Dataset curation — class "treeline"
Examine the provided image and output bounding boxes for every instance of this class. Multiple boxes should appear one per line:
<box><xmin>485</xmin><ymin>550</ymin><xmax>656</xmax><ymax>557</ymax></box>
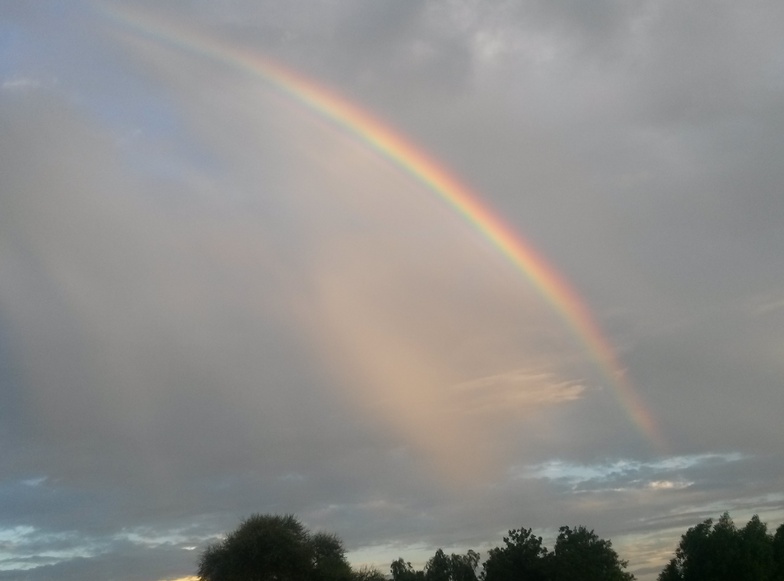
<box><xmin>390</xmin><ymin>525</ymin><xmax>632</xmax><ymax>581</ymax></box>
<box><xmin>658</xmin><ymin>513</ymin><xmax>784</xmax><ymax>581</ymax></box>
<box><xmin>195</xmin><ymin>512</ymin><xmax>784</xmax><ymax>581</ymax></box>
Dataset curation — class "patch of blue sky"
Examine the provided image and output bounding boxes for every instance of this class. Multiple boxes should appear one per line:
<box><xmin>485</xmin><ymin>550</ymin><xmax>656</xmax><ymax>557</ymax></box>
<box><xmin>0</xmin><ymin>2</ymin><xmax>73</xmax><ymax>84</ymax></box>
<box><xmin>77</xmin><ymin>63</ymin><xmax>228</xmax><ymax>198</ymax></box>
<box><xmin>0</xmin><ymin>476</ymin><xmax>115</xmax><ymax>539</ymax></box>
<box><xmin>0</xmin><ymin>22</ymin><xmax>23</xmax><ymax>79</ymax></box>
<box><xmin>62</xmin><ymin>48</ymin><xmax>224</xmax><ymax>188</ymax></box>
<box><xmin>0</xmin><ymin>529</ymin><xmax>97</xmax><ymax>572</ymax></box>
<box><xmin>0</xmin><ymin>484</ymin><xmax>114</xmax><ymax>569</ymax></box>
<box><xmin>0</xmin><ymin>478</ymin><xmax>55</xmax><ymax>516</ymax></box>
<box><xmin>4</xmin><ymin>1</ymin><xmax>225</xmax><ymax>190</ymax></box>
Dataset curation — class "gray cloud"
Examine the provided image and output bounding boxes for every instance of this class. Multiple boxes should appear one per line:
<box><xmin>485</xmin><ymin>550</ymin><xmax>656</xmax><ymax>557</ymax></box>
<box><xmin>1</xmin><ymin>1</ymin><xmax>783</xmax><ymax>580</ymax></box>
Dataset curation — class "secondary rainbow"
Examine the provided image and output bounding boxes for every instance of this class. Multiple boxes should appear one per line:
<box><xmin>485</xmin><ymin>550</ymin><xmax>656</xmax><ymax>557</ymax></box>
<box><xmin>100</xmin><ymin>3</ymin><xmax>665</xmax><ymax>453</ymax></box>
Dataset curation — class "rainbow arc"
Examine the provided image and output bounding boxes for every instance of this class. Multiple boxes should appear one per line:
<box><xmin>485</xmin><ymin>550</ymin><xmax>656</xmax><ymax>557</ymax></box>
<box><xmin>100</xmin><ymin>3</ymin><xmax>665</xmax><ymax>453</ymax></box>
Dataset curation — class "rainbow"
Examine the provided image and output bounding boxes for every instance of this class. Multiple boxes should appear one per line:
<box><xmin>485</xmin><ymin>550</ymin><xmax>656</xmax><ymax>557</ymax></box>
<box><xmin>98</xmin><ymin>3</ymin><xmax>664</xmax><ymax>453</ymax></box>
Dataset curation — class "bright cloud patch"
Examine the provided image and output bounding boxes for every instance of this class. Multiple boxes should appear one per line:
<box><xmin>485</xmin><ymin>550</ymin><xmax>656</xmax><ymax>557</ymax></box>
<box><xmin>514</xmin><ymin>452</ymin><xmax>746</xmax><ymax>490</ymax></box>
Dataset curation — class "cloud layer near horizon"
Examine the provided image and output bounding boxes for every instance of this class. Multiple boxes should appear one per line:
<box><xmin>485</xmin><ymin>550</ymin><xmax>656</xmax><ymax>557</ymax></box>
<box><xmin>1</xmin><ymin>2</ymin><xmax>783</xmax><ymax>580</ymax></box>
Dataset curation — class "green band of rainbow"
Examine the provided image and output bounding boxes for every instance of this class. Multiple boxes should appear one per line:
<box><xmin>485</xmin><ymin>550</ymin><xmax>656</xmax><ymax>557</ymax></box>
<box><xmin>99</xmin><ymin>3</ymin><xmax>664</xmax><ymax>453</ymax></box>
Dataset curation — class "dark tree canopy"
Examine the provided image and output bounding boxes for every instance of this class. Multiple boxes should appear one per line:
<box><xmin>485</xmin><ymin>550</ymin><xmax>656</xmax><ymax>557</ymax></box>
<box><xmin>311</xmin><ymin>531</ymin><xmax>354</xmax><ymax>581</ymax></box>
<box><xmin>425</xmin><ymin>549</ymin><xmax>452</xmax><ymax>581</ymax></box>
<box><xmin>658</xmin><ymin>513</ymin><xmax>784</xmax><ymax>581</ymax></box>
<box><xmin>479</xmin><ymin>525</ymin><xmax>633</xmax><ymax>581</ymax></box>
<box><xmin>197</xmin><ymin>514</ymin><xmax>352</xmax><ymax>581</ymax></box>
<box><xmin>481</xmin><ymin>527</ymin><xmax>548</xmax><ymax>581</ymax></box>
<box><xmin>449</xmin><ymin>549</ymin><xmax>480</xmax><ymax>581</ymax></box>
<box><xmin>550</xmin><ymin>525</ymin><xmax>634</xmax><ymax>581</ymax></box>
<box><xmin>774</xmin><ymin>523</ymin><xmax>784</xmax><ymax>581</ymax></box>
<box><xmin>392</xmin><ymin>549</ymin><xmax>480</xmax><ymax>581</ymax></box>
<box><xmin>391</xmin><ymin>558</ymin><xmax>425</xmax><ymax>581</ymax></box>
<box><xmin>423</xmin><ymin>548</ymin><xmax>480</xmax><ymax>581</ymax></box>
<box><xmin>353</xmin><ymin>565</ymin><xmax>387</xmax><ymax>581</ymax></box>
<box><xmin>392</xmin><ymin>527</ymin><xmax>632</xmax><ymax>581</ymax></box>
<box><xmin>195</xmin><ymin>511</ymin><xmax>784</xmax><ymax>581</ymax></box>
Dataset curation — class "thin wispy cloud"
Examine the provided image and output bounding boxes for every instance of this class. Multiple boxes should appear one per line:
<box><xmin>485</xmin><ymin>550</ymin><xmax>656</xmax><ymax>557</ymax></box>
<box><xmin>516</xmin><ymin>452</ymin><xmax>745</xmax><ymax>488</ymax></box>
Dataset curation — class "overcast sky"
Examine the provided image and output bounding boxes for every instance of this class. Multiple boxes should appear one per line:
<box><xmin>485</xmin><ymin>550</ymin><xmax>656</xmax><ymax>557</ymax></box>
<box><xmin>1</xmin><ymin>1</ymin><xmax>783</xmax><ymax>580</ymax></box>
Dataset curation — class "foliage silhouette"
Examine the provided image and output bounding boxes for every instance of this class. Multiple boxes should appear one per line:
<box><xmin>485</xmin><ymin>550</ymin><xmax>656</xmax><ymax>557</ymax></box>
<box><xmin>658</xmin><ymin>512</ymin><xmax>784</xmax><ymax>581</ymax></box>
<box><xmin>353</xmin><ymin>565</ymin><xmax>387</xmax><ymax>581</ymax></box>
<box><xmin>391</xmin><ymin>558</ymin><xmax>425</xmax><ymax>581</ymax></box>
<box><xmin>422</xmin><ymin>548</ymin><xmax>480</xmax><ymax>581</ymax></box>
<box><xmin>398</xmin><ymin>527</ymin><xmax>633</xmax><ymax>581</ymax></box>
<box><xmin>197</xmin><ymin>513</ymin><xmax>352</xmax><ymax>581</ymax></box>
<box><xmin>196</xmin><ymin>511</ymin><xmax>784</xmax><ymax>581</ymax></box>
<box><xmin>481</xmin><ymin>527</ymin><xmax>548</xmax><ymax>581</ymax></box>
<box><xmin>550</xmin><ymin>525</ymin><xmax>634</xmax><ymax>581</ymax></box>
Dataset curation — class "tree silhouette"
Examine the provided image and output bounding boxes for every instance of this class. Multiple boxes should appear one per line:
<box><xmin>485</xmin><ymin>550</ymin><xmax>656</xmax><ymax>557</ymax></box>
<box><xmin>739</xmin><ymin>515</ymin><xmax>774</xmax><ymax>581</ymax></box>
<box><xmin>391</xmin><ymin>526</ymin><xmax>632</xmax><ymax>581</ymax></box>
<box><xmin>773</xmin><ymin>523</ymin><xmax>784</xmax><ymax>581</ymax></box>
<box><xmin>311</xmin><ymin>531</ymin><xmax>353</xmax><ymax>581</ymax></box>
<box><xmin>391</xmin><ymin>558</ymin><xmax>425</xmax><ymax>581</ymax></box>
<box><xmin>450</xmin><ymin>549</ymin><xmax>480</xmax><ymax>581</ymax></box>
<box><xmin>549</xmin><ymin>525</ymin><xmax>634</xmax><ymax>581</ymax></box>
<box><xmin>481</xmin><ymin>527</ymin><xmax>548</xmax><ymax>581</ymax></box>
<box><xmin>423</xmin><ymin>548</ymin><xmax>480</xmax><ymax>581</ymax></box>
<box><xmin>425</xmin><ymin>549</ymin><xmax>452</xmax><ymax>581</ymax></box>
<box><xmin>657</xmin><ymin>512</ymin><xmax>783</xmax><ymax>581</ymax></box>
<box><xmin>353</xmin><ymin>565</ymin><xmax>387</xmax><ymax>581</ymax></box>
<box><xmin>197</xmin><ymin>514</ymin><xmax>352</xmax><ymax>581</ymax></box>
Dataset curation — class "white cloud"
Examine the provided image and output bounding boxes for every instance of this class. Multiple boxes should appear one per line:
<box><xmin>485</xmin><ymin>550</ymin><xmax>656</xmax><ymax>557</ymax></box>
<box><xmin>1</xmin><ymin>77</ymin><xmax>42</xmax><ymax>91</ymax></box>
<box><xmin>648</xmin><ymin>480</ymin><xmax>691</xmax><ymax>490</ymax></box>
